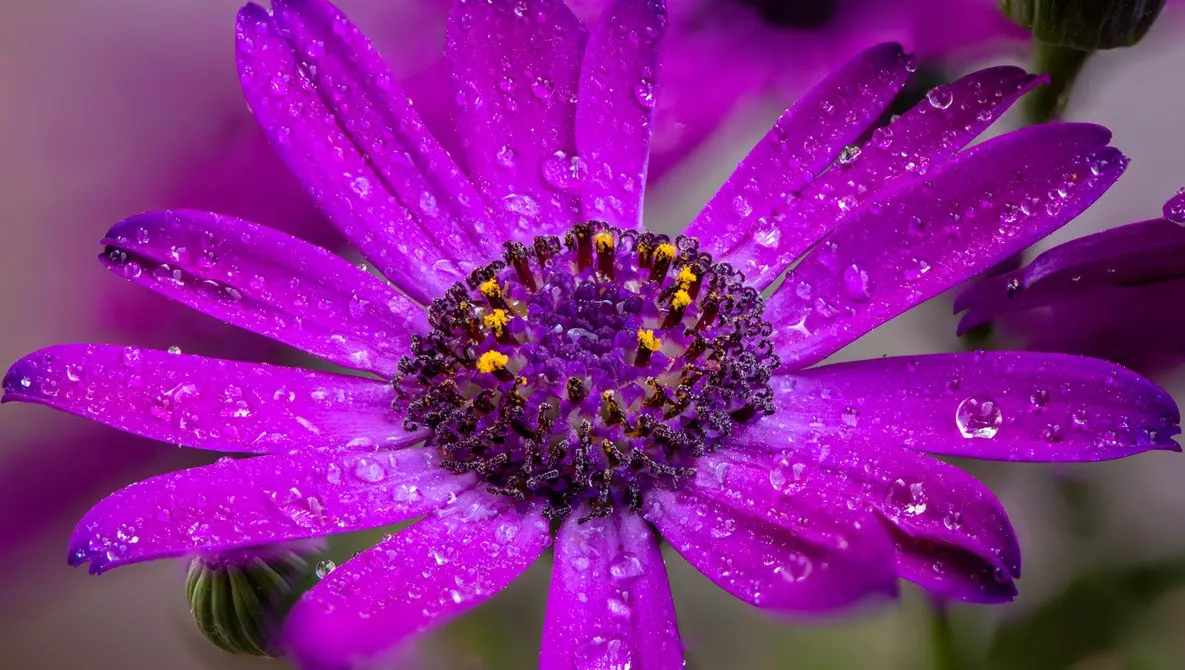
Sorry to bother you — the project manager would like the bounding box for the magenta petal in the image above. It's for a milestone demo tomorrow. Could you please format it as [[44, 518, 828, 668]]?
[[684, 43, 913, 260], [726, 67, 1045, 288], [3, 344, 425, 454], [268, 0, 497, 253], [576, 0, 666, 230], [102, 210, 424, 378], [767, 123, 1127, 370], [236, 3, 464, 302], [769, 352, 1180, 462], [68, 449, 471, 574], [448, 0, 587, 238], [647, 454, 898, 613], [721, 429, 1021, 603], [541, 509, 683, 670], [284, 494, 549, 669], [956, 217, 1185, 333]]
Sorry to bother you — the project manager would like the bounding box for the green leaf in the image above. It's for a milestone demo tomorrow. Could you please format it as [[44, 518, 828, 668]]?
[[988, 555, 1185, 670]]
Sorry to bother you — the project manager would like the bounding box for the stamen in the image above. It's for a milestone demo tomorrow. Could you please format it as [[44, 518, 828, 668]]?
[[635, 329, 661, 367], [650, 243, 676, 282], [476, 350, 513, 381], [661, 289, 692, 329], [594, 231, 615, 279], [483, 309, 516, 345], [676, 265, 703, 298], [478, 278, 507, 309], [570, 223, 594, 271], [503, 242, 537, 291]]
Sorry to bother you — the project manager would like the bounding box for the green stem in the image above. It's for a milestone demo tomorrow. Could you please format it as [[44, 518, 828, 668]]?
[[930, 599, 965, 670], [1025, 42, 1092, 124]]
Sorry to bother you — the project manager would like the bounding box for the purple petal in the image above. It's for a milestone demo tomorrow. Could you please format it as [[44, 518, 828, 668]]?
[[284, 494, 549, 669], [893, 530, 1017, 603], [683, 43, 913, 258], [729, 414, 1024, 602], [102, 210, 424, 378], [68, 448, 471, 574], [768, 351, 1180, 462], [3, 344, 425, 454], [956, 217, 1185, 333], [268, 0, 499, 253], [576, 0, 666, 229], [541, 509, 682, 670], [766, 123, 1127, 369], [647, 453, 899, 613], [236, 3, 465, 302], [725, 67, 1046, 288], [448, 0, 587, 238]]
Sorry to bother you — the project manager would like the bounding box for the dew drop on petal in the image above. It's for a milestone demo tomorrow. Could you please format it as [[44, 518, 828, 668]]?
[[956, 396, 1002, 438], [315, 560, 336, 579], [927, 85, 953, 110]]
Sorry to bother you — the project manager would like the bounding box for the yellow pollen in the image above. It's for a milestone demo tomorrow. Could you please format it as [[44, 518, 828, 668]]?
[[672, 290, 692, 309], [476, 350, 509, 373], [594, 232, 615, 250], [654, 243, 676, 262], [636, 329, 661, 351], [478, 278, 502, 298], [676, 266, 698, 288], [483, 309, 511, 334]]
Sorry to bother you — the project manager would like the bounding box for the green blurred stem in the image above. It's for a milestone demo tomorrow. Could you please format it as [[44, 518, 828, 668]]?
[[1025, 42, 1092, 124], [929, 599, 966, 670]]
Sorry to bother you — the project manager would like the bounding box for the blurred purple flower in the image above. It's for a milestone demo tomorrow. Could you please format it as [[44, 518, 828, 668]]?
[[3, 0, 1178, 667], [957, 188, 1185, 373], [606, 0, 1029, 179]]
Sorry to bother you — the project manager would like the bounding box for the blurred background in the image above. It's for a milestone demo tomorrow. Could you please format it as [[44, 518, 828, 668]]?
[[2, 0, 1185, 668]]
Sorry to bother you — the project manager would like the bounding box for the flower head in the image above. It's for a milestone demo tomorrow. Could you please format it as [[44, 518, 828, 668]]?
[[957, 187, 1185, 373], [3, 0, 1179, 668]]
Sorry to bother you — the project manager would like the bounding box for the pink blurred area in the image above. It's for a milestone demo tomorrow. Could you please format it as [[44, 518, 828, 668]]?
[[0, 0, 445, 638]]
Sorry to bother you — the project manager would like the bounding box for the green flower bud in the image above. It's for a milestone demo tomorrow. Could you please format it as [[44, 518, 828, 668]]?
[[1000, 0, 1167, 50], [185, 540, 324, 656]]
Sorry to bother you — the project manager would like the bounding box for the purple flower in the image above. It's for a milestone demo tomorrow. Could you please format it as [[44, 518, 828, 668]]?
[[628, 0, 1029, 178], [957, 188, 1185, 373], [3, 0, 1178, 668]]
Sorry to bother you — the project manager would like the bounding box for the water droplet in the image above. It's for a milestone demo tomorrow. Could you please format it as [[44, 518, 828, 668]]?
[[495, 144, 516, 169], [315, 560, 336, 579], [956, 396, 1002, 438], [731, 195, 753, 218], [1163, 187, 1185, 225], [608, 552, 644, 582], [927, 85, 953, 110], [943, 511, 964, 531], [751, 217, 781, 248], [353, 458, 386, 483], [634, 79, 654, 108], [843, 264, 869, 301], [775, 552, 813, 583], [837, 144, 861, 165], [884, 479, 928, 517], [167, 346, 182, 355]]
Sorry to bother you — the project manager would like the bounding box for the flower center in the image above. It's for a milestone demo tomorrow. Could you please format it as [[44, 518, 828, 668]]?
[[396, 223, 779, 523], [741, 0, 838, 29]]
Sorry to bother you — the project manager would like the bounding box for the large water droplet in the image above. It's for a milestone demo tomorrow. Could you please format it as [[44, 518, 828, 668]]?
[[608, 552, 644, 582], [956, 396, 1002, 438], [315, 560, 336, 579], [927, 85, 954, 110]]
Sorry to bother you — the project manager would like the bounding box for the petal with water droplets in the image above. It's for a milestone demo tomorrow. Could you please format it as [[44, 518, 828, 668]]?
[[647, 458, 899, 613], [766, 123, 1127, 370], [684, 43, 913, 259], [767, 352, 1180, 462], [956, 217, 1185, 334], [102, 210, 423, 378], [541, 509, 683, 670], [724, 67, 1046, 288], [576, 0, 666, 230], [2, 345, 425, 454], [284, 493, 549, 668], [68, 449, 471, 574], [236, 3, 467, 302], [448, 0, 587, 238]]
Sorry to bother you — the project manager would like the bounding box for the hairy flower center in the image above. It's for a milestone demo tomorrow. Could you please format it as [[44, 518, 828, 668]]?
[[742, 0, 838, 29], [396, 223, 779, 523]]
